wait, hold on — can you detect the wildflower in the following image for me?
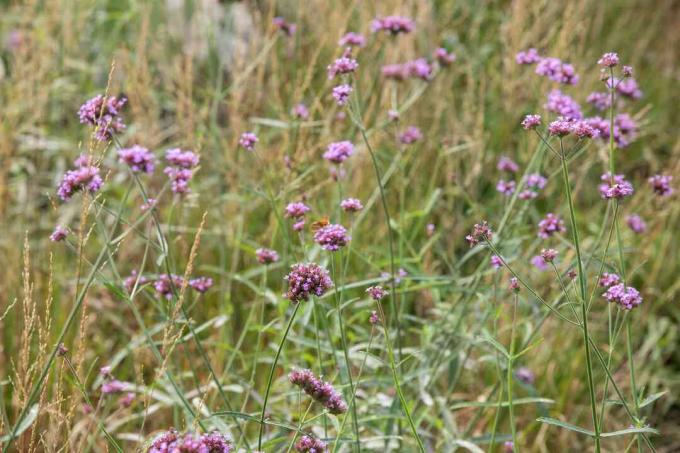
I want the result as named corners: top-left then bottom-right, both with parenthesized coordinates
top-left (622, 65), bottom-right (633, 77)
top-left (340, 198), bottom-right (363, 212)
top-left (515, 48), bottom-right (540, 65)
top-left (496, 179), bottom-right (516, 196)
top-left (626, 214), bottom-right (646, 234)
top-left (381, 63), bottom-right (409, 81)
top-left (585, 114), bottom-right (638, 148)
top-left (599, 272), bottom-right (620, 287)
top-left (526, 173), bottom-right (547, 189)
top-left (426, 223), bottom-right (435, 237)
top-left (547, 118), bottom-right (573, 137)
top-left (293, 103), bottom-right (309, 120)
top-left (572, 120), bottom-right (599, 139)
top-left (100, 366), bottom-right (113, 377)
top-left (369, 311), bottom-right (380, 325)
top-left (519, 190), bottom-right (537, 200)
top-left (531, 255), bottom-right (548, 272)
top-left (102, 380), bottom-right (128, 394)
top-left (119, 393), bottom-right (135, 408)
top-left (141, 198), bottom-right (157, 211)
top-left (366, 286), bottom-right (388, 301)
top-left (545, 89), bottom-right (582, 120)
top-left (147, 429), bottom-right (232, 453)
top-left (648, 174), bottom-right (673, 196)
top-left (256, 248), bottom-right (280, 264)
top-left (285, 202), bottom-right (311, 218)
top-left (50, 225), bottom-right (69, 242)
top-left (339, 32), bottom-right (366, 48)
top-left (332, 84), bottom-right (353, 106)
top-left (188, 277), bottom-right (213, 293)
top-left (293, 220), bottom-right (306, 231)
top-left (616, 78), bottom-right (642, 100)
top-left (434, 47), bottom-right (456, 66)
top-left (497, 156), bottom-right (519, 173)
top-left (509, 277), bottom-right (520, 292)
top-left (598, 52), bottom-right (619, 68)
top-left (295, 435), bottom-right (327, 453)
top-left (327, 51), bottom-right (358, 79)
top-left (239, 132), bottom-right (258, 151)
top-left (314, 224), bottom-right (350, 251)
top-left (567, 269), bottom-right (578, 280)
top-left (118, 145), bottom-right (155, 174)
top-left (587, 92), bottom-right (611, 111)
top-left (284, 263), bottom-right (333, 303)
top-left (388, 109), bottom-right (400, 121)
top-left (57, 343), bottom-right (69, 356)
top-left (535, 57), bottom-right (579, 85)
top-left (407, 58), bottom-right (433, 81)
top-left (538, 213), bottom-right (566, 239)
top-left (541, 248), bottom-right (558, 262)
top-left (504, 440), bottom-right (515, 452)
top-left (289, 369), bottom-right (348, 414)
top-left (490, 255), bottom-right (503, 269)
top-left (515, 367), bottom-right (535, 384)
top-left (57, 159), bottom-right (103, 201)
top-left (399, 126), bottom-right (422, 144)
top-left (371, 16), bottom-right (415, 35)
top-left (273, 17), bottom-right (296, 36)
top-left (154, 274), bottom-right (184, 299)
top-left (164, 149), bottom-right (199, 194)
top-left (603, 283), bottom-right (642, 310)
top-left (324, 141), bottom-right (354, 163)
top-left (78, 94), bottom-right (126, 141)
top-left (124, 270), bottom-right (149, 293)
top-left (521, 114), bottom-right (541, 130)
top-left (465, 221), bottom-right (492, 246)
top-left (599, 173), bottom-right (634, 199)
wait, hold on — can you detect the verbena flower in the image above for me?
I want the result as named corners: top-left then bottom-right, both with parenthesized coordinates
top-left (515, 367), bottom-right (535, 384)
top-left (57, 157), bottom-right (103, 201)
top-left (239, 132), bottom-right (258, 151)
top-left (78, 94), bottom-right (126, 141)
top-left (521, 114), bottom-right (541, 130)
top-left (332, 84), bottom-right (353, 106)
top-left (626, 215), bottom-right (646, 233)
top-left (324, 141), bottom-right (354, 163)
top-left (118, 145), bottom-right (155, 174)
top-left (399, 126), bottom-right (422, 144)
top-left (285, 202), bottom-right (311, 218)
top-left (496, 179), bottom-right (516, 196)
top-left (284, 263), bottom-right (333, 302)
top-left (587, 92), bottom-right (611, 111)
top-left (273, 17), bottom-right (296, 36)
top-left (648, 174), bottom-right (673, 196)
top-left (327, 50), bottom-right (358, 79)
top-left (490, 255), bottom-right (503, 269)
top-left (531, 255), bottom-right (548, 272)
top-left (515, 48), bottom-right (540, 65)
top-left (289, 369), bottom-right (348, 414)
top-left (538, 213), bottom-right (565, 239)
top-left (188, 277), bottom-right (213, 293)
top-left (616, 78), bottom-right (642, 100)
top-left (509, 277), bottom-right (520, 292)
top-left (545, 89), bottom-right (582, 120)
top-left (426, 223), bottom-right (435, 236)
top-left (465, 220), bottom-right (492, 246)
top-left (526, 173), bottom-right (547, 189)
top-left (295, 435), bottom-right (326, 453)
top-left (382, 59), bottom-right (433, 81)
top-left (366, 286), bottom-right (388, 301)
top-left (599, 173), bottom-right (634, 199)
top-left (293, 220), bottom-right (306, 231)
top-left (369, 310), bottom-right (380, 325)
top-left (519, 190), bottom-right (537, 200)
top-left (497, 156), bottom-right (519, 173)
top-left (147, 429), bottom-right (232, 453)
top-left (256, 248), bottom-right (280, 264)
top-left (434, 47), bottom-right (456, 66)
top-left (547, 118), bottom-right (573, 137)
top-left (603, 283), bottom-right (642, 310)
top-left (154, 274), bottom-right (184, 300)
top-left (293, 103), bottom-right (309, 120)
top-left (622, 65), bottom-right (633, 77)
top-left (571, 120), bottom-right (599, 139)
top-left (164, 149), bottom-right (199, 194)
top-left (535, 57), bottom-right (579, 85)
top-left (340, 198), bottom-right (363, 212)
top-left (371, 16), bottom-right (415, 35)
top-left (541, 248), bottom-right (558, 262)
top-left (314, 224), bottom-right (350, 251)
top-left (599, 272), bottom-right (620, 287)
top-left (339, 32), bottom-right (366, 47)
top-left (598, 52), bottom-right (620, 68)
top-left (123, 270), bottom-right (149, 293)
top-left (50, 225), bottom-right (69, 242)
top-left (119, 392), bottom-right (135, 408)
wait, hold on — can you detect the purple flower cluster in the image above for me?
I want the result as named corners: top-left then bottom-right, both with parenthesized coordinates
top-left (314, 224), bottom-right (350, 251)
top-left (434, 47), bottom-right (456, 66)
top-left (585, 114), bottom-right (638, 148)
top-left (78, 94), bottom-right (126, 141)
top-left (366, 285), bottom-right (388, 301)
top-left (323, 141), bottom-right (354, 163)
top-left (541, 248), bottom-right (558, 262)
top-left (239, 132), bottom-right (258, 151)
top-left (490, 255), bottom-right (503, 269)
top-left (465, 220), bottom-right (492, 246)
top-left (295, 435), bottom-right (327, 453)
top-left (124, 270), bottom-right (150, 293)
top-left (369, 310), bottom-right (380, 325)
top-left (332, 84), bottom-right (353, 106)
top-left (599, 173), bottom-right (634, 199)
top-left (153, 273), bottom-right (212, 299)
top-left (164, 149), bottom-right (199, 194)
top-left (284, 263), bottom-right (333, 303)
top-left (626, 215), bottom-right (646, 233)
top-left (648, 174), bottom-right (673, 196)
top-left (57, 155), bottom-right (103, 201)
top-left (531, 255), bottom-right (548, 272)
top-left (586, 92), bottom-right (611, 111)
top-left (515, 48), bottom-right (541, 65)
top-left (399, 126), bottom-right (423, 144)
top-left (598, 52), bottom-right (620, 68)
top-left (599, 272), bottom-right (620, 287)
top-left (50, 225), bottom-right (69, 242)
top-left (327, 49), bottom-right (359, 79)
top-left (515, 367), bottom-right (535, 384)
top-left (293, 103), bottom-right (309, 120)
top-left (496, 179), bottom-right (516, 196)
top-left (521, 114), bottom-right (541, 130)
top-left (285, 201), bottom-right (311, 219)
top-left (371, 16), bottom-right (415, 35)
top-left (339, 32), bottom-right (366, 48)
top-left (256, 248), bottom-right (280, 264)
top-left (289, 369), bottom-right (348, 414)
top-left (615, 78), bottom-right (642, 100)
top-left (545, 89), bottom-right (582, 120)
top-left (147, 429), bottom-right (231, 453)
top-left (519, 173), bottom-right (548, 200)
top-left (188, 277), bottom-right (213, 293)
top-left (603, 283), bottom-right (643, 310)
top-left (273, 17), bottom-right (296, 36)
top-left (509, 277), bottom-right (520, 292)
top-left (340, 198), bottom-right (363, 212)
top-left (382, 59), bottom-right (433, 81)
top-left (497, 156), bottom-right (519, 173)
top-left (118, 145), bottom-right (155, 174)
top-left (538, 213), bottom-right (566, 239)
top-left (535, 57), bottom-right (579, 85)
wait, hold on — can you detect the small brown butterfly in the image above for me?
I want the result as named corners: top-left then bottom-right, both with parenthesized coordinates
top-left (310, 216), bottom-right (330, 232)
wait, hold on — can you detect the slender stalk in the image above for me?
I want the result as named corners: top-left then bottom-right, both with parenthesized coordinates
top-left (508, 293), bottom-right (520, 452)
top-left (258, 302), bottom-right (302, 450)
top-left (559, 139), bottom-right (600, 452)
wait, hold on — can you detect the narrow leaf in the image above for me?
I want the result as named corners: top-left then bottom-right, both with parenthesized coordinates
top-left (0, 404), bottom-right (39, 442)
top-left (536, 417), bottom-right (595, 436)
top-left (601, 427), bottom-right (660, 438)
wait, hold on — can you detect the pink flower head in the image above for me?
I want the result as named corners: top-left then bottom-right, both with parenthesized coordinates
top-left (598, 52), bottom-right (619, 68)
top-left (496, 179), bottom-right (516, 196)
top-left (545, 89), bottom-right (582, 120)
top-left (540, 248), bottom-right (558, 262)
top-left (371, 16), bottom-right (415, 35)
top-left (599, 272), bottom-right (621, 287)
top-left (340, 198), bottom-right (363, 212)
top-left (293, 220), bottom-right (306, 231)
top-left (285, 202), bottom-right (311, 218)
top-left (293, 103), bottom-right (309, 120)
top-left (648, 174), bottom-right (673, 196)
top-left (118, 145), bottom-right (155, 174)
top-left (521, 114), bottom-right (541, 130)
top-left (188, 277), bottom-right (213, 293)
top-left (535, 57), bottom-right (579, 85)
top-left (148, 430), bottom-right (232, 452)
top-left (314, 224), bottom-right (350, 251)
top-left (490, 255), bottom-right (503, 269)
top-left (57, 163), bottom-right (103, 201)
top-left (509, 277), bottom-right (520, 292)
top-left (256, 248), bottom-right (280, 265)
top-left (622, 65), bottom-right (633, 77)
top-left (154, 274), bottom-right (184, 300)
top-left (531, 255), bottom-right (549, 272)
top-left (466, 220), bottom-right (492, 247)
top-left (327, 51), bottom-right (358, 79)
top-left (406, 58), bottom-right (433, 81)
top-left (599, 173), bottom-right (634, 199)
top-left (603, 283), bottom-right (642, 310)
top-left (284, 263), bottom-right (333, 303)
top-left (538, 213), bottom-right (566, 239)
top-left (572, 120), bottom-right (599, 139)
top-left (519, 190), bottom-right (538, 200)
top-left (164, 149), bottom-right (199, 194)
top-left (289, 369), bottom-right (347, 415)
top-left (273, 17), bottom-right (296, 36)
top-left (332, 84), bottom-right (353, 106)
top-left (497, 156), bottom-right (519, 173)
top-left (295, 435), bottom-right (327, 452)
top-left (515, 48), bottom-right (541, 65)
top-left (324, 141), bottom-right (354, 163)
top-left (526, 173), bottom-right (547, 189)
top-left (515, 367), bottom-right (535, 385)
top-left (101, 380), bottom-right (128, 394)
top-left (119, 392), bottom-right (135, 408)
top-left (434, 47), bottom-right (456, 66)
top-left (339, 32), bottom-right (366, 48)
top-left (123, 270), bottom-right (149, 293)
top-left (398, 126), bottom-right (422, 144)
top-left (239, 132), bottom-right (258, 151)
top-left (78, 94), bottom-right (126, 141)
top-left (587, 92), bottom-right (611, 111)
top-left (366, 285), bottom-right (388, 301)
top-left (369, 310), bottom-right (380, 325)
top-left (616, 78), bottom-right (642, 100)
top-left (165, 148), bottom-right (199, 168)
top-left (381, 63), bottom-right (409, 81)
top-left (626, 214), bottom-right (646, 234)
top-left (50, 225), bottom-right (69, 242)
top-left (547, 118), bottom-right (573, 137)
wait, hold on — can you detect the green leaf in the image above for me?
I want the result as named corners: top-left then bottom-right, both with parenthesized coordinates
top-left (536, 417), bottom-right (595, 436)
top-left (0, 404), bottom-right (39, 442)
top-left (639, 391), bottom-right (667, 408)
top-left (451, 397), bottom-right (554, 410)
top-left (601, 427), bottom-right (660, 438)
top-left (513, 338), bottom-right (543, 359)
top-left (477, 334), bottom-right (509, 358)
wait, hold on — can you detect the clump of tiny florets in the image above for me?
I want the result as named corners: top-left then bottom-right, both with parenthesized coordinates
top-left (598, 52), bottom-right (619, 68)
top-left (50, 225), bottom-right (69, 242)
top-left (626, 215), bottom-right (646, 234)
top-left (239, 132), bottom-right (258, 151)
top-left (324, 141), bottom-right (354, 163)
top-left (515, 48), bottom-right (541, 65)
top-left (57, 155), bottom-right (103, 201)
top-left (332, 84), bottom-right (353, 106)
top-left (164, 149), bottom-right (199, 194)
top-left (603, 283), bottom-right (642, 310)
top-left (521, 114), bottom-right (541, 130)
top-left (497, 156), bottom-right (519, 173)
top-left (118, 145), bottom-right (155, 174)
top-left (314, 224), bottom-right (350, 251)
top-left (648, 174), bottom-right (673, 196)
top-left (284, 263), bottom-right (333, 303)
top-left (295, 435), bottom-right (327, 453)
top-left (466, 221), bottom-right (492, 246)
top-left (599, 173), bottom-right (634, 199)
top-left (371, 16), bottom-right (415, 35)
top-left (340, 198), bottom-right (363, 212)
top-left (366, 286), bottom-right (388, 301)
top-left (289, 369), bottom-right (348, 414)
top-left (147, 429), bottom-right (232, 453)
top-left (285, 202), bottom-right (311, 219)
top-left (256, 248), bottom-right (280, 264)
top-left (538, 213), bottom-right (566, 239)
top-left (398, 126), bottom-right (422, 144)
top-left (78, 94), bottom-right (126, 141)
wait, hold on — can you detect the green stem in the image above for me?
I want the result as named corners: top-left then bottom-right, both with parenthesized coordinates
top-left (508, 293), bottom-right (520, 452)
